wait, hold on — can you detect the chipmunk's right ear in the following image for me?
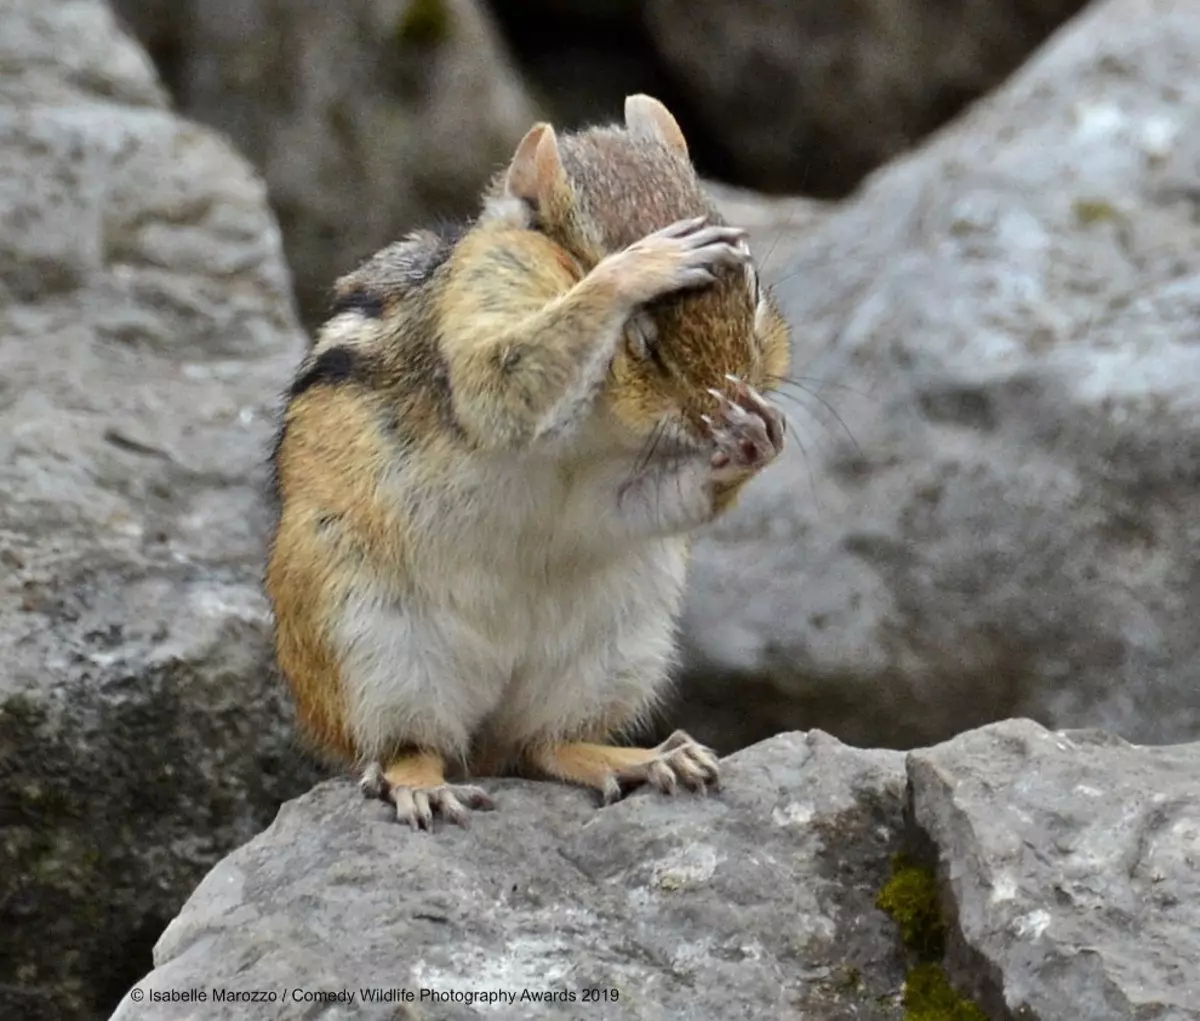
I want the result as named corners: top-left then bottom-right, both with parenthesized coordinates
top-left (624, 94), bottom-right (689, 159)
top-left (502, 122), bottom-right (572, 222)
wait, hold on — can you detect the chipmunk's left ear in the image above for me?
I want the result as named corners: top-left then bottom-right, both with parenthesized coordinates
top-left (502, 122), bottom-right (574, 219)
top-left (624, 94), bottom-right (689, 159)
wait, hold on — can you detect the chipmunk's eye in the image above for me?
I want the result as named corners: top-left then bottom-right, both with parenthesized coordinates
top-left (627, 313), bottom-right (670, 374)
top-left (626, 317), bottom-right (651, 359)
top-left (628, 314), bottom-right (676, 379)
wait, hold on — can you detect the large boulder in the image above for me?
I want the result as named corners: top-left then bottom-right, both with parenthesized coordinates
top-left (109, 732), bottom-right (911, 1021)
top-left (684, 0), bottom-right (1200, 753)
top-left (108, 719), bottom-right (1200, 1020)
top-left (111, 0), bottom-right (538, 328)
top-left (0, 2), bottom-right (317, 1019)
top-left (643, 0), bottom-right (1089, 194)
top-left (910, 718), bottom-right (1200, 1018)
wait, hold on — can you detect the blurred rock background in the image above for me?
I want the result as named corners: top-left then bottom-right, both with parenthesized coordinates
top-left (6, 0), bottom-right (1200, 1019)
top-left (108, 0), bottom-right (1089, 328)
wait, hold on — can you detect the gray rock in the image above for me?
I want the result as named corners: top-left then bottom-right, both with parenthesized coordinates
top-left (0, 2), bottom-right (317, 1018)
top-left (111, 0), bottom-right (537, 327)
top-left (108, 717), bottom-right (1200, 1021)
top-left (684, 0), bottom-right (1200, 753)
top-left (909, 718), bottom-right (1200, 1020)
top-left (644, 0), bottom-right (1087, 195)
top-left (108, 733), bottom-right (909, 1021)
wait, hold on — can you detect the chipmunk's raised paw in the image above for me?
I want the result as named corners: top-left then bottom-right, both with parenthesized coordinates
top-left (604, 216), bottom-right (750, 307)
top-left (702, 375), bottom-right (785, 481)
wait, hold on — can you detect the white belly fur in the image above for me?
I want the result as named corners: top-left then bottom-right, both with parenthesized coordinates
top-left (332, 447), bottom-right (691, 764)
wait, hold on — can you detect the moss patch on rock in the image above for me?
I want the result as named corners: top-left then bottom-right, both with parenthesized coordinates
top-left (876, 854), bottom-right (946, 958)
top-left (902, 963), bottom-right (987, 1021)
top-left (875, 855), bottom-right (987, 1021)
top-left (395, 0), bottom-right (451, 49)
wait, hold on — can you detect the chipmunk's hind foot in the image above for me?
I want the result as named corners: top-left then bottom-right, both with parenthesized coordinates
top-left (359, 753), bottom-right (494, 830)
top-left (606, 729), bottom-right (720, 804)
top-left (529, 730), bottom-right (719, 806)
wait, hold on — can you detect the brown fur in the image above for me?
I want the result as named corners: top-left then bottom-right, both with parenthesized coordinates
top-left (267, 96), bottom-right (791, 819)
top-left (489, 101), bottom-right (793, 510)
top-left (528, 742), bottom-right (664, 792)
top-left (383, 752), bottom-right (446, 790)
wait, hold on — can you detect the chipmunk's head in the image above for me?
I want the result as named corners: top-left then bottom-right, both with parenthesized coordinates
top-left (484, 95), bottom-right (791, 453)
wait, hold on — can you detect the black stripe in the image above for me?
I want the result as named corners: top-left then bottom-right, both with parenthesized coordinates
top-left (289, 346), bottom-right (362, 398)
top-left (330, 288), bottom-right (384, 318)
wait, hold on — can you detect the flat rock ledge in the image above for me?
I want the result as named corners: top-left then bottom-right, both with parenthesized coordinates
top-left (108, 719), bottom-right (1199, 1020)
top-left (108, 719), bottom-right (1195, 1021)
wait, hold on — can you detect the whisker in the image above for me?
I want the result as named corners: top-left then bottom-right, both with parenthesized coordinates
top-left (770, 390), bottom-right (840, 453)
top-left (784, 417), bottom-right (822, 514)
top-left (757, 227), bottom-right (785, 277)
top-left (767, 380), bottom-right (862, 455)
top-left (764, 266), bottom-right (805, 291)
top-left (644, 421), bottom-right (667, 472)
top-left (631, 420), bottom-right (666, 481)
top-left (766, 373), bottom-right (878, 402)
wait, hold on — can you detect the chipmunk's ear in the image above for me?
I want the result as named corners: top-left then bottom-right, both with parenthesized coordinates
top-left (503, 122), bottom-right (571, 215)
top-left (624, 94), bottom-right (689, 159)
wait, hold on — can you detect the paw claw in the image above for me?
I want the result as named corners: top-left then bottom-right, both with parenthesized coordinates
top-left (608, 216), bottom-right (752, 309)
top-left (646, 759), bottom-right (678, 795)
top-left (605, 731), bottom-right (720, 804)
top-left (658, 729), bottom-right (692, 752)
top-left (439, 791), bottom-right (470, 828)
top-left (374, 782), bottom-right (493, 831)
top-left (415, 791), bottom-right (434, 831)
top-left (459, 785), bottom-right (496, 812)
top-left (358, 763), bottom-right (386, 800)
top-left (702, 378), bottom-right (784, 481)
top-left (602, 775), bottom-right (623, 805)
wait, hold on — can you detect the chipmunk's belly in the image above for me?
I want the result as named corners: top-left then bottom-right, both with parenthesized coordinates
top-left (333, 537), bottom-right (688, 761)
top-left (482, 538), bottom-right (690, 750)
top-left (334, 577), bottom-right (522, 760)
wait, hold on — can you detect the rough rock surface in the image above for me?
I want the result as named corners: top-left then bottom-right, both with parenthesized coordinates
top-left (110, 719), bottom-right (1200, 1020)
top-left (111, 0), bottom-right (537, 327)
top-left (109, 732), bottom-right (910, 1021)
top-left (0, 2), bottom-right (318, 1019)
top-left (644, 0), bottom-right (1088, 194)
top-left (682, 0), bottom-right (1200, 753)
top-left (911, 718), bottom-right (1200, 1019)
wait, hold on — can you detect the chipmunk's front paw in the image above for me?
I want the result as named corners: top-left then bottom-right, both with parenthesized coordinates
top-left (702, 375), bottom-right (785, 482)
top-left (360, 759), bottom-right (494, 831)
top-left (604, 216), bottom-right (749, 308)
top-left (603, 730), bottom-right (721, 805)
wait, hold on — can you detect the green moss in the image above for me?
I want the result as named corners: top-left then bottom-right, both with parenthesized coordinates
top-left (903, 963), bottom-right (988, 1021)
top-left (876, 856), bottom-right (989, 1021)
top-left (395, 0), bottom-right (451, 48)
top-left (1072, 198), bottom-right (1120, 226)
top-left (875, 854), bottom-right (945, 958)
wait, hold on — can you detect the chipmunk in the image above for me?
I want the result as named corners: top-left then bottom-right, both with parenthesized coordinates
top-left (266, 95), bottom-right (791, 830)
